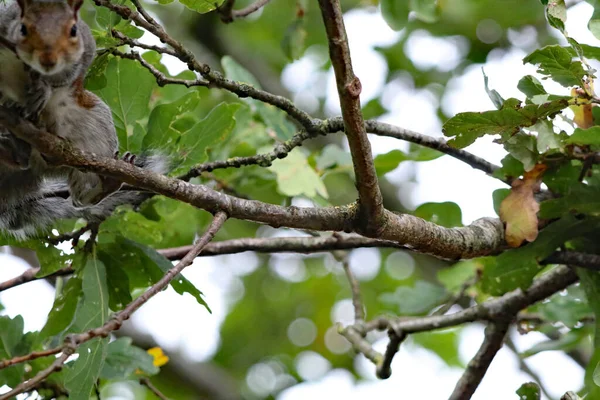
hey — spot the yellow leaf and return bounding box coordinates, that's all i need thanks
[499,164,547,248]
[147,347,169,367]
[570,87,594,129]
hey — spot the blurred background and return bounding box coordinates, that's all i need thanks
[1,0,597,398]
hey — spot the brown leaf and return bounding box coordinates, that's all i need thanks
[499,164,547,247]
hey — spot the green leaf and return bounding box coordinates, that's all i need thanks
[380,281,447,315]
[269,150,328,199]
[412,329,462,367]
[492,188,510,216]
[0,316,25,387]
[521,329,585,358]
[545,0,566,32]
[373,147,443,176]
[93,57,156,153]
[577,268,600,347]
[410,0,439,23]
[533,119,561,153]
[381,0,410,31]
[586,349,600,397]
[533,286,592,328]
[589,4,600,41]
[282,18,307,61]
[362,98,387,120]
[482,68,504,109]
[119,237,211,312]
[41,277,82,338]
[494,154,525,181]
[142,92,201,153]
[517,75,547,98]
[442,98,569,148]
[178,0,223,13]
[566,126,600,146]
[523,45,586,87]
[84,52,110,91]
[64,338,108,400]
[516,382,541,400]
[222,56,296,141]
[414,202,462,227]
[540,184,600,218]
[374,150,408,176]
[482,216,599,295]
[64,257,110,400]
[437,259,479,293]
[316,144,353,171]
[174,102,242,175]
[98,249,133,311]
[100,337,159,379]
[503,132,538,171]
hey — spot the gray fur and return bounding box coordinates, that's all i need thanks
[0,0,170,239]
[0,155,170,239]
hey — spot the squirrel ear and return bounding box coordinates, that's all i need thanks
[67,0,84,15]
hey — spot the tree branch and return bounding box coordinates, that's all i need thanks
[449,321,509,400]
[318,0,384,235]
[342,265,578,378]
[217,0,273,23]
[0,108,506,260]
[140,377,170,400]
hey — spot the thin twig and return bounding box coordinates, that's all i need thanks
[140,377,170,400]
[376,330,406,379]
[232,0,272,18]
[109,49,209,88]
[0,348,62,370]
[178,129,315,181]
[449,321,510,400]
[111,29,179,57]
[0,346,75,400]
[318,0,384,235]
[338,325,383,365]
[339,253,365,323]
[0,266,72,293]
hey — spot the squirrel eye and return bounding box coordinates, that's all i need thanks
[70,24,77,37]
[20,24,27,36]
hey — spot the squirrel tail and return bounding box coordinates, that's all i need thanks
[2,152,171,240]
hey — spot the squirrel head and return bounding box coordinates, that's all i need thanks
[14,0,85,76]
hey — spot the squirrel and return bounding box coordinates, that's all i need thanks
[0,0,170,238]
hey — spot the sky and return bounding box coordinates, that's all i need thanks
[1,1,598,399]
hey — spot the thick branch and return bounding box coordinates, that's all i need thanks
[0,110,506,260]
[449,321,509,400]
[318,0,384,234]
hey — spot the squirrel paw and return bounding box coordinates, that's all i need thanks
[22,72,52,122]
[0,134,31,170]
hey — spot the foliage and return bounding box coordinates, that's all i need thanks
[3,0,600,398]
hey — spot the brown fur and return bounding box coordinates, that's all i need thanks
[72,76,96,109]
[18,2,80,69]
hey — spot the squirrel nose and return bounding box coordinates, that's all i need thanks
[39,53,57,70]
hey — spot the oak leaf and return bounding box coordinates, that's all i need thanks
[499,164,547,247]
